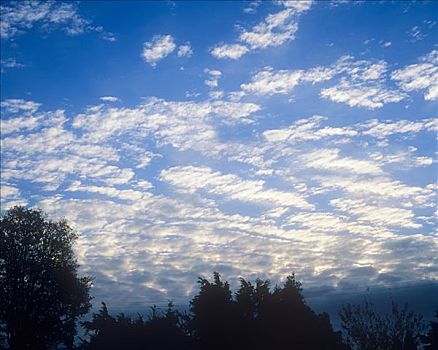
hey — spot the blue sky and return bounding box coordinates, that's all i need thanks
[1,0,437,317]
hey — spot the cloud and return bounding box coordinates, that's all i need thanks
[2,96,436,310]
[263,116,358,143]
[298,148,383,175]
[240,56,408,109]
[210,44,249,59]
[100,96,120,103]
[243,1,262,14]
[241,67,303,95]
[1,115,42,135]
[330,198,420,229]
[320,78,406,109]
[204,69,222,88]
[0,58,26,71]
[1,99,41,113]
[160,165,313,209]
[360,118,437,139]
[239,8,299,50]
[391,50,438,101]
[142,35,176,67]
[177,43,193,57]
[0,1,106,39]
[211,1,313,60]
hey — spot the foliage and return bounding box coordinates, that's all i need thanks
[422,308,438,350]
[340,298,426,350]
[0,206,92,350]
[81,302,193,350]
[189,272,346,350]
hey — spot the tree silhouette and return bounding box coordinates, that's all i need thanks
[422,308,438,350]
[340,298,426,350]
[189,272,240,349]
[0,206,92,350]
[81,302,192,349]
[189,272,346,350]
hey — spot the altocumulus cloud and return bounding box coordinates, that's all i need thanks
[1,0,437,314]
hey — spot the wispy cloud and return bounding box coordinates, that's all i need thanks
[211,1,313,60]
[391,50,438,101]
[0,1,110,40]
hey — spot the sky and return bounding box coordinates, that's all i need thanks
[1,0,437,320]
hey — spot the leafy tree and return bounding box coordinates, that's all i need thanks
[0,206,92,350]
[340,298,426,350]
[422,308,438,350]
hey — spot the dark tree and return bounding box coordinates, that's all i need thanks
[340,298,426,350]
[422,308,438,350]
[0,206,92,350]
[189,272,239,349]
[190,272,346,350]
[81,302,193,350]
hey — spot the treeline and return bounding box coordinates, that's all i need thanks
[80,273,438,350]
[81,273,346,350]
[1,207,437,350]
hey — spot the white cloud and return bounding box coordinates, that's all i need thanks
[1,99,41,113]
[278,1,314,12]
[391,50,438,101]
[100,96,120,103]
[204,69,222,88]
[241,67,303,95]
[243,1,262,14]
[299,149,383,175]
[317,176,434,207]
[239,56,407,109]
[330,198,420,229]
[1,115,42,135]
[1,58,26,70]
[263,116,358,143]
[142,35,176,67]
[2,94,436,309]
[239,8,299,49]
[0,1,104,39]
[177,43,193,57]
[160,165,313,209]
[211,44,249,59]
[212,1,313,60]
[360,118,437,138]
[320,78,406,109]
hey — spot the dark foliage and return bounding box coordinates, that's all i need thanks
[340,298,426,350]
[81,302,193,350]
[82,272,346,350]
[422,308,438,350]
[189,272,346,350]
[0,206,92,350]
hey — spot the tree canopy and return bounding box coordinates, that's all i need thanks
[0,206,92,350]
[340,298,426,350]
[189,272,346,350]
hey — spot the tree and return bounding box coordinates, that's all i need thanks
[190,272,346,350]
[0,206,92,350]
[81,302,193,350]
[340,298,426,350]
[189,272,239,349]
[422,308,438,350]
